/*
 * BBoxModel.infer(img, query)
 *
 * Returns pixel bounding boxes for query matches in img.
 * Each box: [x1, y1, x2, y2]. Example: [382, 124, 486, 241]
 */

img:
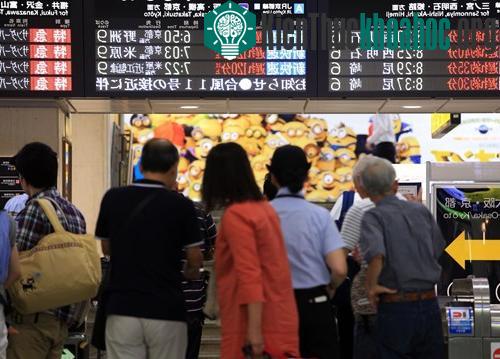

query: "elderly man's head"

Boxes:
[353, 155, 397, 200]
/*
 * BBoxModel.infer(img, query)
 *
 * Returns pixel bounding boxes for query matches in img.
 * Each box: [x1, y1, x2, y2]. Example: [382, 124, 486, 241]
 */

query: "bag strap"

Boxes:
[36, 198, 66, 233]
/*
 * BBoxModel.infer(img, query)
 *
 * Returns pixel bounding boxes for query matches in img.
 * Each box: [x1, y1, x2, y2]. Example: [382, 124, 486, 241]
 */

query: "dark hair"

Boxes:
[263, 173, 278, 200]
[202, 142, 263, 211]
[12, 142, 58, 189]
[269, 145, 311, 194]
[141, 138, 179, 173]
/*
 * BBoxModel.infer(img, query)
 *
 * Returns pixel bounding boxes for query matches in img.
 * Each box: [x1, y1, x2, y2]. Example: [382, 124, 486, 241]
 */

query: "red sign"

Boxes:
[29, 29, 71, 43]
[30, 61, 72, 76]
[30, 77, 72, 91]
[29, 45, 72, 60]
[493, 348, 500, 359]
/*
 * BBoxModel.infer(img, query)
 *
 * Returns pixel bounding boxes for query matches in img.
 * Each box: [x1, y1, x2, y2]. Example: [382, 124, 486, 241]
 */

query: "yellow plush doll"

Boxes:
[305, 118, 328, 143]
[191, 118, 223, 141]
[195, 138, 217, 159]
[316, 147, 336, 172]
[187, 160, 205, 181]
[188, 180, 203, 202]
[281, 121, 310, 146]
[334, 148, 357, 168]
[327, 124, 357, 151]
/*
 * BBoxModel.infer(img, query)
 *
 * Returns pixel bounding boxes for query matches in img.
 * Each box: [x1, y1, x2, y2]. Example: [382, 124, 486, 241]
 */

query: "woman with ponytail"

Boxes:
[269, 145, 348, 359]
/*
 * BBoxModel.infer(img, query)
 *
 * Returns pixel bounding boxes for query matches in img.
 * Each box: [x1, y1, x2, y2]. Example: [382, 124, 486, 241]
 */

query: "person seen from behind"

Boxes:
[359, 156, 445, 359]
[95, 139, 203, 359]
[7, 142, 87, 359]
[366, 114, 396, 163]
[0, 210, 21, 359]
[269, 145, 347, 359]
[202, 142, 299, 359]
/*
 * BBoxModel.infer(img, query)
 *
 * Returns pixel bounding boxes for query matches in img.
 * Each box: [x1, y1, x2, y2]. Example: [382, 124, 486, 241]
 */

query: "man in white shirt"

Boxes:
[3, 194, 28, 217]
[366, 114, 396, 163]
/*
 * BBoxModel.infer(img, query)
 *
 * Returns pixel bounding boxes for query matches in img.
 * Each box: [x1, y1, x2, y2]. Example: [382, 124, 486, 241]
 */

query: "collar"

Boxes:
[28, 187, 57, 201]
[276, 187, 305, 198]
[378, 195, 400, 205]
[132, 179, 166, 188]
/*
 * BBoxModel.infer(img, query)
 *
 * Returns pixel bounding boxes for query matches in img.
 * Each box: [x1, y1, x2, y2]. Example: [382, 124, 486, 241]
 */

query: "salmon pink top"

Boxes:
[215, 201, 300, 359]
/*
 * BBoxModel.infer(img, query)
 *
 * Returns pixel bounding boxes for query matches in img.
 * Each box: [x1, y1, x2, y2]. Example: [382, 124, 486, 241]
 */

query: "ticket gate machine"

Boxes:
[444, 278, 500, 359]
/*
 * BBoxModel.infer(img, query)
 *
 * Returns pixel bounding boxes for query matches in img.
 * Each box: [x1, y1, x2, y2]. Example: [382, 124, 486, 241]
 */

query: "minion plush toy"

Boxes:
[244, 125, 268, 156]
[188, 180, 203, 202]
[334, 167, 354, 199]
[194, 138, 217, 159]
[251, 154, 270, 188]
[316, 146, 336, 172]
[130, 114, 152, 130]
[191, 118, 223, 141]
[306, 171, 337, 202]
[396, 136, 421, 164]
[187, 160, 205, 182]
[261, 133, 289, 159]
[305, 117, 328, 143]
[281, 121, 310, 146]
[334, 148, 357, 169]
[327, 123, 357, 151]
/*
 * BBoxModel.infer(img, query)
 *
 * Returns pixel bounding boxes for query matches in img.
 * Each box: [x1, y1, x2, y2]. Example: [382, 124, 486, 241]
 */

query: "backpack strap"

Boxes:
[36, 199, 66, 233]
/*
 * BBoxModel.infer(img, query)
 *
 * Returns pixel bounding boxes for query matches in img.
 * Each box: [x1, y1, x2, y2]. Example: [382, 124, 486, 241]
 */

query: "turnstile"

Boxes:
[444, 278, 500, 359]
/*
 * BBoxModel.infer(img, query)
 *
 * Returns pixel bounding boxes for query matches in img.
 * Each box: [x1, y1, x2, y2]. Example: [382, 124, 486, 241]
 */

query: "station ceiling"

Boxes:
[0, 98, 499, 115]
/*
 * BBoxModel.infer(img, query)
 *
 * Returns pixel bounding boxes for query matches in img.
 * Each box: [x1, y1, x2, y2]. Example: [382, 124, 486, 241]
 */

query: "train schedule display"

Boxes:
[85, 0, 316, 97]
[0, 0, 83, 96]
[319, 0, 500, 97]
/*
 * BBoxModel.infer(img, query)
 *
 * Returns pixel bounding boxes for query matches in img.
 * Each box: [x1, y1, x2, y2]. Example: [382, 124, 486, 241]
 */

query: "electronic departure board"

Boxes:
[318, 0, 500, 97]
[0, 0, 83, 96]
[85, 0, 316, 97]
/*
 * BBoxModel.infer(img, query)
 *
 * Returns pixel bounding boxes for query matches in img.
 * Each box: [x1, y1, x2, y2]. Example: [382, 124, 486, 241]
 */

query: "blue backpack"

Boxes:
[0, 211, 12, 284]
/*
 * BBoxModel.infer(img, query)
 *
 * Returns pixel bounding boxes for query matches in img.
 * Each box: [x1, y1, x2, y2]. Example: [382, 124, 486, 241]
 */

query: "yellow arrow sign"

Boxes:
[445, 232, 500, 270]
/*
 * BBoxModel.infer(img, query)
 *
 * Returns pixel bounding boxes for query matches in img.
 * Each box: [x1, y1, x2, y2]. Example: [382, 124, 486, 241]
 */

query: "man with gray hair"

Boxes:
[358, 156, 445, 359]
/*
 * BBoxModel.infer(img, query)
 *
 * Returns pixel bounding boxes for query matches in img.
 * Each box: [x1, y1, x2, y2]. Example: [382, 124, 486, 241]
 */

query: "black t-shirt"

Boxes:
[95, 179, 202, 321]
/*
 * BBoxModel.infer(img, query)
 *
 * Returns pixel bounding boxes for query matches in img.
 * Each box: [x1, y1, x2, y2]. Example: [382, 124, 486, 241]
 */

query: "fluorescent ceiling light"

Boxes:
[402, 105, 422, 109]
[180, 105, 199, 109]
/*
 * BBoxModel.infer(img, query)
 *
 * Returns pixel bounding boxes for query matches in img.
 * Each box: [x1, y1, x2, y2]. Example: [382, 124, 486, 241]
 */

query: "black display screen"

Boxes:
[435, 185, 500, 303]
[0, 157, 23, 209]
[85, 0, 317, 97]
[0, 0, 83, 96]
[318, 0, 500, 97]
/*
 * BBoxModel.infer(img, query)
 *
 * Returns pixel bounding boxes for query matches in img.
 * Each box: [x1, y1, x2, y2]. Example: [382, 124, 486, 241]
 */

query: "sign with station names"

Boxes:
[85, 0, 316, 97]
[318, 0, 500, 97]
[0, 157, 23, 209]
[0, 0, 83, 96]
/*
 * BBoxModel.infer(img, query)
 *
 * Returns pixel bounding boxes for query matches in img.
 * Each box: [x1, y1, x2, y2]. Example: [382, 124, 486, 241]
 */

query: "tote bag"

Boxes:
[9, 199, 101, 314]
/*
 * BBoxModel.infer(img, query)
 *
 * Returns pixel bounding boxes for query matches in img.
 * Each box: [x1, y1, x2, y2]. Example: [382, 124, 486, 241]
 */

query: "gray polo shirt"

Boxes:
[360, 195, 445, 291]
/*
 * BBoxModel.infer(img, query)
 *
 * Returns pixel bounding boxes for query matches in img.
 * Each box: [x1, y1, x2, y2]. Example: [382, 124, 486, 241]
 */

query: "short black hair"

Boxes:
[263, 173, 278, 200]
[269, 145, 311, 194]
[141, 138, 179, 173]
[202, 142, 263, 211]
[12, 142, 58, 189]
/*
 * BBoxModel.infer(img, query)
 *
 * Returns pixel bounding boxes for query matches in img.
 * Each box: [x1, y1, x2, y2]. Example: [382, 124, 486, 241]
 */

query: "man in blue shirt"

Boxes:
[269, 145, 347, 359]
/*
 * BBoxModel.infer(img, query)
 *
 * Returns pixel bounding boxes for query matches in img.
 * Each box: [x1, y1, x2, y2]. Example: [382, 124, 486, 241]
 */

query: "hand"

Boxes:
[368, 285, 397, 307]
[352, 246, 363, 264]
[247, 328, 264, 358]
[326, 282, 336, 299]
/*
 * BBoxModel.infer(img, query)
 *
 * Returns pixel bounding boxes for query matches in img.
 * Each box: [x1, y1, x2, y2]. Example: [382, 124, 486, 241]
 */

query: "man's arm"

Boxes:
[366, 255, 395, 306]
[360, 211, 397, 306]
[184, 246, 203, 280]
[325, 249, 348, 288]
[5, 247, 21, 289]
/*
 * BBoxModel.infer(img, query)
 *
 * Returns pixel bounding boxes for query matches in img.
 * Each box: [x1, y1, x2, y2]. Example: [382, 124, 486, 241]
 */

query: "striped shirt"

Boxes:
[340, 198, 375, 253]
[181, 203, 217, 314]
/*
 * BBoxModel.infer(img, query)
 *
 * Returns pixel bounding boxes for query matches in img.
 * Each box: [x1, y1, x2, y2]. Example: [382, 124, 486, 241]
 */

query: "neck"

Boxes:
[27, 186, 46, 197]
[142, 172, 171, 188]
[370, 193, 394, 204]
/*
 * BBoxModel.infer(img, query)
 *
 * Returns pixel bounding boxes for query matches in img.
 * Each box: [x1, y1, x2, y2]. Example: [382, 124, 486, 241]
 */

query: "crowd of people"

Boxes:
[0, 138, 446, 359]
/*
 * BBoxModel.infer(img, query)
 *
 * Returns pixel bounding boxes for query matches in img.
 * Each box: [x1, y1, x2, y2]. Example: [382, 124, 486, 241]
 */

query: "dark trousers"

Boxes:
[372, 142, 396, 163]
[294, 286, 339, 359]
[353, 314, 379, 359]
[186, 312, 204, 359]
[377, 299, 444, 359]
